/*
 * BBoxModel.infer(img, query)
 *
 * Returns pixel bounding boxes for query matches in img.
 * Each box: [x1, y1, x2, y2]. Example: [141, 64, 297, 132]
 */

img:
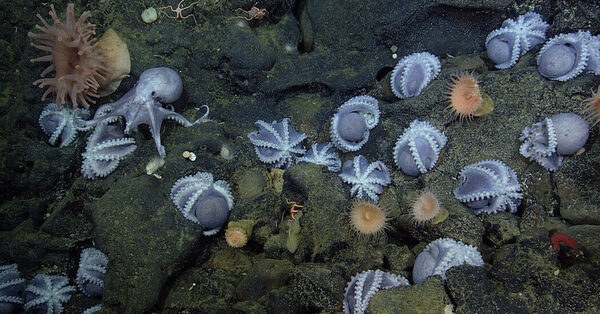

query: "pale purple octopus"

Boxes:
[0, 264, 25, 313]
[83, 304, 102, 314]
[413, 238, 484, 284]
[330, 96, 380, 152]
[24, 274, 75, 314]
[537, 30, 600, 81]
[296, 142, 342, 172]
[81, 123, 137, 180]
[454, 160, 522, 215]
[390, 52, 441, 99]
[87, 67, 209, 157]
[520, 113, 589, 171]
[247, 118, 307, 169]
[170, 172, 234, 236]
[486, 12, 549, 69]
[339, 155, 391, 203]
[39, 103, 93, 147]
[76, 248, 108, 298]
[343, 269, 409, 314]
[393, 120, 447, 177]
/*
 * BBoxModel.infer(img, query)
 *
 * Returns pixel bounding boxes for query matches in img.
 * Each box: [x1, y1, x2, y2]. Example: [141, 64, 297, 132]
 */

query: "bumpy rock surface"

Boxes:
[1, 0, 600, 313]
[369, 277, 449, 313]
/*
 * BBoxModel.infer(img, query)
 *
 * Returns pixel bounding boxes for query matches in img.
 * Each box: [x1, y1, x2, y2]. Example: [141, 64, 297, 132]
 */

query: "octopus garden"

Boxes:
[6, 3, 600, 314]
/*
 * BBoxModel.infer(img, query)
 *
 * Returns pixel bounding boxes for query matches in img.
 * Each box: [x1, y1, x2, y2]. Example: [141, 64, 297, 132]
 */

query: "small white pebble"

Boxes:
[220, 143, 235, 160]
[146, 156, 165, 175]
[284, 43, 297, 54]
[141, 7, 158, 24]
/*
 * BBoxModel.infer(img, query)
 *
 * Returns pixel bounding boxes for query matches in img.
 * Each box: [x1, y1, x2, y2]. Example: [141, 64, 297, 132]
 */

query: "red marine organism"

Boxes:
[550, 233, 579, 252]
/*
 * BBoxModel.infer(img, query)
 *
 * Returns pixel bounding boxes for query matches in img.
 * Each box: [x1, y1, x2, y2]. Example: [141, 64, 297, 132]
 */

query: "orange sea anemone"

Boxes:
[447, 73, 484, 121]
[410, 191, 445, 225]
[224, 220, 255, 248]
[28, 4, 110, 109]
[225, 229, 248, 248]
[583, 85, 600, 126]
[349, 201, 390, 239]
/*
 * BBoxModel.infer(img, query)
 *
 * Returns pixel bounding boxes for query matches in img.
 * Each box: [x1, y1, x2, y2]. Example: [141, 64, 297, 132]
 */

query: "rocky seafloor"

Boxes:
[1, 0, 599, 313]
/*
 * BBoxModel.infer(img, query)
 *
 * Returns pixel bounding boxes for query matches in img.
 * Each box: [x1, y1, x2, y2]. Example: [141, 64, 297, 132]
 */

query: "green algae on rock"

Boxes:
[369, 276, 449, 313]
[234, 168, 268, 199]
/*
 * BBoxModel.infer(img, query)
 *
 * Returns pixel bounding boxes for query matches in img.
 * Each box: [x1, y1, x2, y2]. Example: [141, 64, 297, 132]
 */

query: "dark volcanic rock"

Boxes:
[289, 263, 346, 312]
[489, 237, 599, 312]
[446, 265, 528, 313]
[370, 276, 449, 313]
[90, 175, 202, 313]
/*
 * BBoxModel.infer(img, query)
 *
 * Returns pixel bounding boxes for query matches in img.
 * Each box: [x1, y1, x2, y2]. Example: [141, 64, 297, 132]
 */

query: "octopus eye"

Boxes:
[151, 91, 157, 97]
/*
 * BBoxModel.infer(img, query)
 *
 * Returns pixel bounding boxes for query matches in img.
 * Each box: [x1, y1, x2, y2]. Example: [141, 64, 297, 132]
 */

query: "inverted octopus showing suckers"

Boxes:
[486, 12, 549, 69]
[0, 264, 25, 313]
[519, 113, 589, 171]
[296, 142, 342, 172]
[24, 274, 75, 314]
[330, 96, 380, 152]
[170, 172, 234, 236]
[390, 52, 441, 99]
[454, 160, 523, 215]
[247, 118, 307, 169]
[81, 123, 137, 180]
[339, 155, 391, 203]
[413, 238, 484, 284]
[39, 103, 93, 147]
[537, 30, 600, 81]
[393, 120, 447, 177]
[76, 248, 108, 298]
[343, 269, 409, 314]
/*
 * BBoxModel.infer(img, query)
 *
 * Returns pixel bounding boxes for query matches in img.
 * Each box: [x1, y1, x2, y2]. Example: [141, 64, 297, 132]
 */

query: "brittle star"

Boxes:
[285, 197, 303, 221]
[159, 0, 199, 24]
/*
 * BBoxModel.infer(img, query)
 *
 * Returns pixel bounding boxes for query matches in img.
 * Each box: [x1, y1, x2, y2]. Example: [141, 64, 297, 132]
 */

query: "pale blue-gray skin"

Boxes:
[339, 113, 366, 142]
[85, 67, 208, 157]
[454, 160, 522, 215]
[330, 96, 380, 152]
[194, 188, 230, 231]
[24, 274, 75, 314]
[390, 52, 441, 99]
[339, 155, 391, 203]
[39, 103, 93, 147]
[0, 264, 25, 314]
[247, 118, 307, 169]
[485, 12, 548, 69]
[76, 248, 108, 298]
[519, 113, 589, 171]
[170, 172, 234, 236]
[393, 120, 447, 177]
[551, 113, 589, 155]
[343, 269, 409, 314]
[395, 138, 432, 176]
[296, 142, 342, 172]
[82, 304, 102, 314]
[412, 238, 483, 284]
[537, 31, 600, 81]
[81, 123, 137, 180]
